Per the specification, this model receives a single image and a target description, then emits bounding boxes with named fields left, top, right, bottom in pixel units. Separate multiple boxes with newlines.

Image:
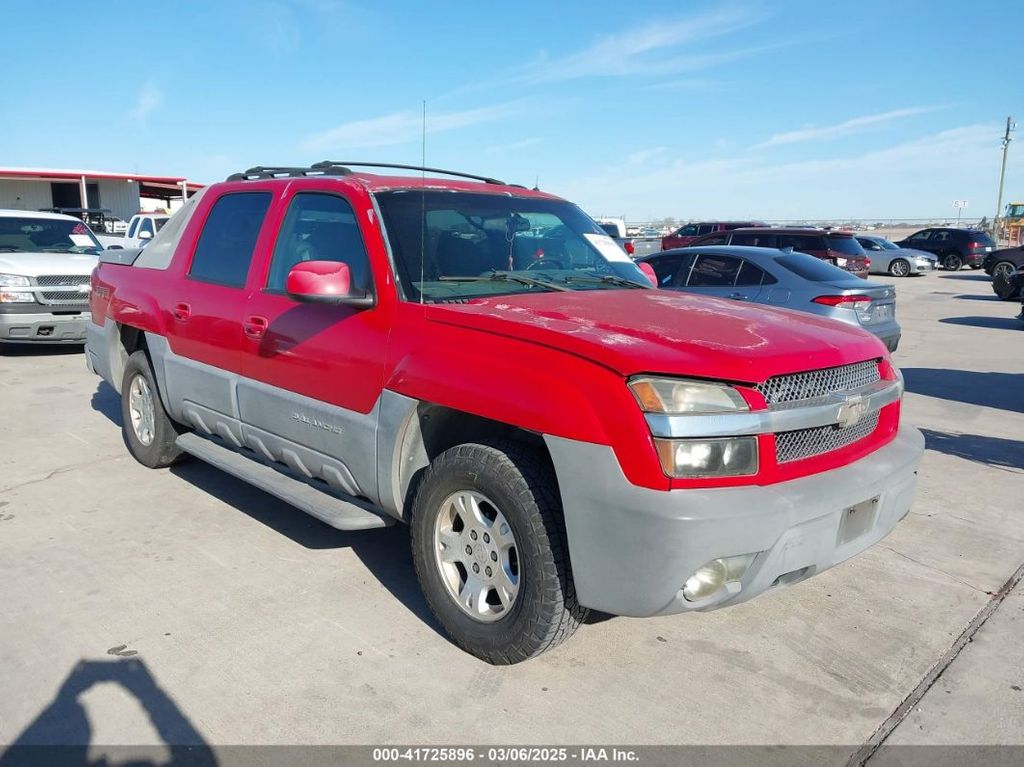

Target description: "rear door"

left=236, top=186, right=392, bottom=501
left=162, top=189, right=274, bottom=442
left=642, top=253, right=693, bottom=288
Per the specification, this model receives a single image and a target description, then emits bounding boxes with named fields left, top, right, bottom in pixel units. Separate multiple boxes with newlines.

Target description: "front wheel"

left=942, top=253, right=963, bottom=271
left=888, top=258, right=911, bottom=277
left=120, top=350, right=185, bottom=468
left=992, top=261, right=1016, bottom=282
left=410, top=441, right=587, bottom=664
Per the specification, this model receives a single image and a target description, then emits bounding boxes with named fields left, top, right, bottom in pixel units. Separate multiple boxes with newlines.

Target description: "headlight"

left=629, top=377, right=748, bottom=414
left=0, top=273, right=30, bottom=288
left=654, top=436, right=758, bottom=478
left=0, top=290, right=36, bottom=303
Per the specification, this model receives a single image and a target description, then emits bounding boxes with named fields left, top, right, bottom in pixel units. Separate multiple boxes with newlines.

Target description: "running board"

left=175, top=433, right=394, bottom=531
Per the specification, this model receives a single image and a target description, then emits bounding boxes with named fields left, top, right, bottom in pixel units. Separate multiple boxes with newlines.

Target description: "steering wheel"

left=526, top=258, right=565, bottom=271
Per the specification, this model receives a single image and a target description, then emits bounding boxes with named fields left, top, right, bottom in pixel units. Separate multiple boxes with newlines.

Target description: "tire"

left=942, top=252, right=963, bottom=271
left=120, top=350, right=185, bottom=468
left=969, top=264, right=982, bottom=270
left=992, top=271, right=1021, bottom=301
left=992, top=261, right=1017, bottom=283
left=888, top=258, right=911, bottom=277
left=410, top=440, right=587, bottom=664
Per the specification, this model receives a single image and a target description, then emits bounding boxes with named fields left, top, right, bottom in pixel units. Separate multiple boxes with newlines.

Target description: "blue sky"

left=3, top=0, right=1023, bottom=219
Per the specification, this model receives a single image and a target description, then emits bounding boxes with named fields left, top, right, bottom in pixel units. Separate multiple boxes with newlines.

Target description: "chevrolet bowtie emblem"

left=835, top=394, right=868, bottom=429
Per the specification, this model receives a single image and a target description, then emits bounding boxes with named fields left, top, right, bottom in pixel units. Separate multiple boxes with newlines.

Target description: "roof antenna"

left=420, top=100, right=426, bottom=305
left=532, top=175, right=540, bottom=192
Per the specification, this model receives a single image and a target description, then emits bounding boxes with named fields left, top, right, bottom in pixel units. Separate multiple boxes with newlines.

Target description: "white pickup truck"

left=0, top=210, right=100, bottom=344
left=98, top=212, right=170, bottom=250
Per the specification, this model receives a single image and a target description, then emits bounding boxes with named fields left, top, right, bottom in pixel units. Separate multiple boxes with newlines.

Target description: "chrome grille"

left=775, top=411, right=880, bottom=463
left=35, top=275, right=90, bottom=287
left=756, top=360, right=880, bottom=406
left=41, top=290, right=89, bottom=303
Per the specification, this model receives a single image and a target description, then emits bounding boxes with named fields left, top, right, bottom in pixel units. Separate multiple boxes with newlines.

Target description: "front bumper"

left=0, top=310, right=90, bottom=343
left=545, top=423, right=924, bottom=617
left=911, top=258, right=936, bottom=273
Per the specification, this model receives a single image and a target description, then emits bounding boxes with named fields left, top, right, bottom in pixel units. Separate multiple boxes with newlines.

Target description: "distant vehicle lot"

left=0, top=271, right=1020, bottom=751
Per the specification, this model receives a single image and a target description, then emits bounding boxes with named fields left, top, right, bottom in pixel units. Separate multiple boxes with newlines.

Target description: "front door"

left=682, top=252, right=767, bottom=302
left=236, top=189, right=391, bottom=502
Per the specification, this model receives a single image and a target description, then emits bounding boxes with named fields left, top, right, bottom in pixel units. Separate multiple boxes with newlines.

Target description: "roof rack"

left=312, top=161, right=505, bottom=185
left=225, top=165, right=353, bottom=181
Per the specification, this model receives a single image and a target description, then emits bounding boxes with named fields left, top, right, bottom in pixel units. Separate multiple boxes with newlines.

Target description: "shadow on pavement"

left=954, top=294, right=1001, bottom=301
left=0, top=344, right=83, bottom=357
left=920, top=429, right=1024, bottom=473
left=902, top=369, right=1024, bottom=414
left=88, top=381, right=444, bottom=638
left=938, top=316, right=1024, bottom=331
left=168, top=460, right=444, bottom=639
left=90, top=381, right=121, bottom=426
left=0, top=658, right=216, bottom=766
left=938, top=273, right=991, bottom=282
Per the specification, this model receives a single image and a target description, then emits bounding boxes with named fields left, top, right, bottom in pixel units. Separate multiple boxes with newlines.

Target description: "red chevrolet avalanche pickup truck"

left=86, top=161, right=924, bottom=664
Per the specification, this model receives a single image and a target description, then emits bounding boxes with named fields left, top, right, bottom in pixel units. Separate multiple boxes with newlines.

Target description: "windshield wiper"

left=439, top=270, right=571, bottom=292
left=558, top=274, right=650, bottom=289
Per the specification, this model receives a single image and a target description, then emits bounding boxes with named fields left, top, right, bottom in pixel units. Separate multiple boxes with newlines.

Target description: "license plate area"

left=837, top=495, right=880, bottom=545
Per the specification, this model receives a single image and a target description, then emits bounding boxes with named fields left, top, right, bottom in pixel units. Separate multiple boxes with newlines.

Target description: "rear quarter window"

left=776, top=253, right=856, bottom=282
left=188, top=192, right=272, bottom=287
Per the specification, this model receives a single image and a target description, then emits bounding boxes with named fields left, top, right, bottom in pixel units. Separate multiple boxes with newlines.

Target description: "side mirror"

left=637, top=261, right=658, bottom=286
left=138, top=229, right=153, bottom=240
left=285, top=260, right=374, bottom=308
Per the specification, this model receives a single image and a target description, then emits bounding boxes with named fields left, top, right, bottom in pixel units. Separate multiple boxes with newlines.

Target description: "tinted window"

left=189, top=192, right=271, bottom=287
left=776, top=253, right=857, bottom=282
left=777, top=234, right=825, bottom=251
left=826, top=235, right=865, bottom=255
left=732, top=232, right=776, bottom=247
left=931, top=230, right=951, bottom=243
left=736, top=260, right=776, bottom=286
left=970, top=230, right=995, bottom=246
left=696, top=224, right=715, bottom=235
left=676, top=223, right=699, bottom=236
left=155, top=218, right=168, bottom=232
left=127, top=218, right=139, bottom=238
left=267, top=193, right=372, bottom=293
left=140, top=218, right=154, bottom=237
left=856, top=237, right=881, bottom=251
left=907, top=230, right=931, bottom=241
left=645, top=255, right=685, bottom=287
left=697, top=233, right=729, bottom=245
left=688, top=254, right=743, bottom=286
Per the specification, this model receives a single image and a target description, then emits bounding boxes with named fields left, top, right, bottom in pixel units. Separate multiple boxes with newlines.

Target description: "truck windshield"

left=375, top=191, right=650, bottom=301
left=0, top=217, right=102, bottom=255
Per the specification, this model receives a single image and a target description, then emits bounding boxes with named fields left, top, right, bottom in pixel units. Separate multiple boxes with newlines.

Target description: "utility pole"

left=993, top=116, right=1015, bottom=243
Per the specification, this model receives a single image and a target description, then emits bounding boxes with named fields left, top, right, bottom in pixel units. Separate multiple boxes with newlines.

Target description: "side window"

left=931, top=230, right=949, bottom=243
left=189, top=192, right=272, bottom=288
left=909, top=230, right=931, bottom=241
left=267, top=193, right=372, bottom=293
left=127, top=217, right=139, bottom=238
left=696, top=224, right=715, bottom=235
left=732, top=233, right=775, bottom=247
left=778, top=234, right=824, bottom=251
left=736, top=260, right=776, bottom=286
left=139, top=218, right=155, bottom=237
left=697, top=233, right=729, bottom=245
left=687, top=254, right=743, bottom=287
left=646, top=255, right=682, bottom=287
left=677, top=223, right=699, bottom=236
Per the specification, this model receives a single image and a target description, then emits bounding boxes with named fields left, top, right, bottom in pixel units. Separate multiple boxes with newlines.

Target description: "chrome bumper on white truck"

left=0, top=311, right=90, bottom=343
left=545, top=424, right=924, bottom=617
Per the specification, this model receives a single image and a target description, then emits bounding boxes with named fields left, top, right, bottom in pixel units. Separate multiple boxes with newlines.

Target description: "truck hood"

left=426, top=290, right=886, bottom=382
left=0, top=252, right=98, bottom=277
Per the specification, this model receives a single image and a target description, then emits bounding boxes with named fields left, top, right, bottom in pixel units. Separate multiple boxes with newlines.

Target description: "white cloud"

left=512, top=5, right=769, bottom=83
left=755, top=106, right=945, bottom=148
left=301, top=102, right=522, bottom=152
left=484, top=137, right=544, bottom=154
left=554, top=123, right=1019, bottom=219
left=626, top=147, right=667, bottom=165
left=128, top=81, right=163, bottom=124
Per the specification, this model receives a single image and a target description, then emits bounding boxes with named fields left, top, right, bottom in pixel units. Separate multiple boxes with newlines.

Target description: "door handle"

left=173, top=302, right=191, bottom=321
left=243, top=315, right=269, bottom=339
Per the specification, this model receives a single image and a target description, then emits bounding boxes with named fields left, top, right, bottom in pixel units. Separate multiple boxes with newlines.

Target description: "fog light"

left=682, top=553, right=758, bottom=602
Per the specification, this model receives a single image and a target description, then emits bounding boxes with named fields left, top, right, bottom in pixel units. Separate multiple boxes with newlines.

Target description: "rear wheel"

left=992, top=261, right=1016, bottom=282
left=120, top=350, right=185, bottom=468
left=942, top=252, right=963, bottom=271
left=888, top=258, right=911, bottom=277
left=410, top=440, right=587, bottom=664
left=992, top=271, right=1021, bottom=301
